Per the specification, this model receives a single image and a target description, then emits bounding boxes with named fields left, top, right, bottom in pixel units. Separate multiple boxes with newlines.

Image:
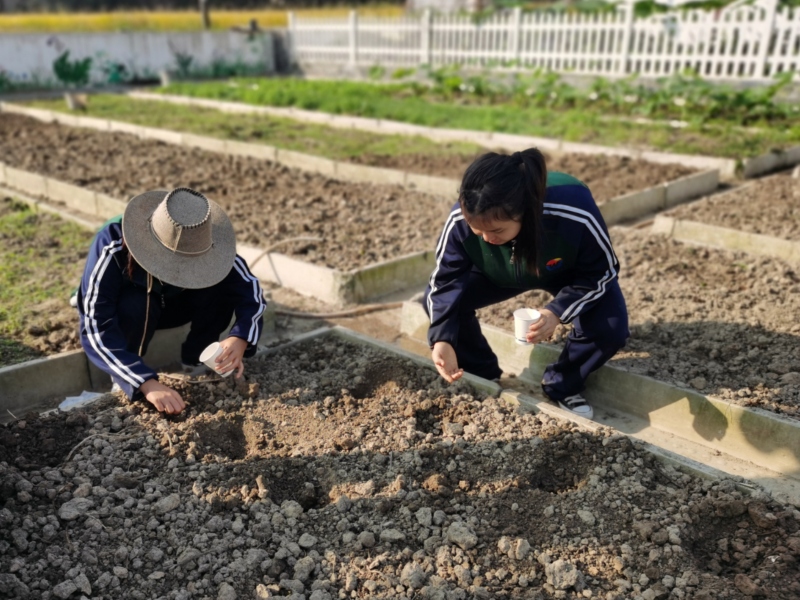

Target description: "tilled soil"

left=354, top=152, right=697, bottom=203
left=665, top=172, right=800, bottom=241
left=2, top=337, right=800, bottom=600
left=0, top=113, right=694, bottom=270
left=478, top=228, right=800, bottom=419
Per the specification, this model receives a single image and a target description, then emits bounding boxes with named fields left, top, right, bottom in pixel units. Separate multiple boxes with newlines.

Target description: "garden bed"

left=665, top=172, right=800, bottom=242
left=476, top=228, right=800, bottom=419
left=21, top=95, right=699, bottom=203
left=1, top=329, right=799, bottom=600
left=0, top=112, right=706, bottom=272
left=0, top=197, right=91, bottom=368
left=153, top=76, right=800, bottom=165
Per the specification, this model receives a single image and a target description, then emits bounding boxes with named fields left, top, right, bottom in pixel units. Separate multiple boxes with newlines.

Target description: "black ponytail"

left=459, top=147, right=547, bottom=275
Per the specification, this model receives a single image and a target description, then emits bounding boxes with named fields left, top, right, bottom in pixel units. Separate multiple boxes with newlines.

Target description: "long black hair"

left=459, top=147, right=547, bottom=275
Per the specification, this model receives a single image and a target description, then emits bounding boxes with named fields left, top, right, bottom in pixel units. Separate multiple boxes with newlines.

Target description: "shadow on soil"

left=516, top=319, right=800, bottom=490
left=0, top=335, right=43, bottom=369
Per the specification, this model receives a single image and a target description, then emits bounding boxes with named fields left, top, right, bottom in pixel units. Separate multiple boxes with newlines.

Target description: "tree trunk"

left=199, top=0, right=211, bottom=30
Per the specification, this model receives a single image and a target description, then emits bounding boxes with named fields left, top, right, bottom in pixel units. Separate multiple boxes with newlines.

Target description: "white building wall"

left=0, top=30, right=275, bottom=87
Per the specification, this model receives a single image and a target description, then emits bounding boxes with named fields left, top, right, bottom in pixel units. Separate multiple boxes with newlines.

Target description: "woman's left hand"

left=216, top=336, right=249, bottom=378
left=526, top=308, right=559, bottom=344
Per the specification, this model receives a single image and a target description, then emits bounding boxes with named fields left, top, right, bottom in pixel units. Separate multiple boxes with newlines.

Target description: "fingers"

left=145, top=389, right=185, bottom=415
left=434, top=360, right=463, bottom=384
left=235, top=361, right=245, bottom=379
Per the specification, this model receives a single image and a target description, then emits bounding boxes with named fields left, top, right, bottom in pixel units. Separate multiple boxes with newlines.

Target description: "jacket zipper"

left=510, top=240, right=522, bottom=284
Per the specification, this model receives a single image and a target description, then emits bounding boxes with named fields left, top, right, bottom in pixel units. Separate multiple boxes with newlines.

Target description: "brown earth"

left=477, top=227, right=800, bottom=419
left=354, top=151, right=697, bottom=203
left=2, top=112, right=799, bottom=422
left=665, top=172, right=800, bottom=241
left=0, top=113, right=694, bottom=272
left=1, top=336, right=800, bottom=600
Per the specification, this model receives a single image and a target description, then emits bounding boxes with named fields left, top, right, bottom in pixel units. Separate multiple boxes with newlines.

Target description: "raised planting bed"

left=2, top=326, right=800, bottom=600
left=2, top=102, right=720, bottom=227
left=653, top=172, right=800, bottom=263
left=0, top=112, right=718, bottom=304
left=471, top=228, right=800, bottom=420
left=0, top=196, right=92, bottom=367
left=132, top=88, right=800, bottom=178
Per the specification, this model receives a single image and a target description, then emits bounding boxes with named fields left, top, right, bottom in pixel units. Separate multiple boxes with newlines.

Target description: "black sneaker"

left=181, top=362, right=209, bottom=377
left=556, top=394, right=594, bottom=419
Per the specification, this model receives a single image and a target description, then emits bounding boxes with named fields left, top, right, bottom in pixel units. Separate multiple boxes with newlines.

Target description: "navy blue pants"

left=117, top=285, right=248, bottom=368
left=423, top=269, right=629, bottom=401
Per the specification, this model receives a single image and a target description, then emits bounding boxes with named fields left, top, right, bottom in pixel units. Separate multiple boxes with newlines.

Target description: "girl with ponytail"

left=424, top=148, right=629, bottom=419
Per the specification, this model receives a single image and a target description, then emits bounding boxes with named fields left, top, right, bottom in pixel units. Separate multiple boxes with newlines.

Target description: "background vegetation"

left=0, top=5, right=403, bottom=31
left=151, top=69, right=800, bottom=158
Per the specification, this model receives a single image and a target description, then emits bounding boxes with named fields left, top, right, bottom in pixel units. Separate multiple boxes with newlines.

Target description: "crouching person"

left=77, top=187, right=267, bottom=414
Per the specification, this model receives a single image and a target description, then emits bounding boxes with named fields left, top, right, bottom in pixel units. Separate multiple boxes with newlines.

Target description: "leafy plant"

left=391, top=67, right=416, bottom=80
left=52, top=50, right=92, bottom=87
left=367, top=65, right=386, bottom=80
left=0, top=69, right=12, bottom=92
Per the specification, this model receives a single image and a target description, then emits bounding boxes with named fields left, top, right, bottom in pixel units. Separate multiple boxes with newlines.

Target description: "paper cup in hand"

left=199, top=342, right=233, bottom=378
left=513, top=308, right=541, bottom=346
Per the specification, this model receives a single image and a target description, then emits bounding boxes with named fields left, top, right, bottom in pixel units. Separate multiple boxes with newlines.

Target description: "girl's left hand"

left=526, top=308, right=559, bottom=344
left=216, top=337, right=248, bottom=378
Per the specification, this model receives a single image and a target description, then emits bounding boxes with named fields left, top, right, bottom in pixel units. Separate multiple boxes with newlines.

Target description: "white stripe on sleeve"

left=232, top=256, right=267, bottom=344
left=543, top=203, right=618, bottom=322
left=82, top=240, right=146, bottom=387
left=427, top=208, right=464, bottom=324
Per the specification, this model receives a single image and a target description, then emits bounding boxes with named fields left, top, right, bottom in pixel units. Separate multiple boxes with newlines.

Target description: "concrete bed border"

left=0, top=101, right=720, bottom=228
left=400, top=300, right=800, bottom=506
left=652, top=215, right=800, bottom=263
left=0, top=317, right=276, bottom=419
left=127, top=90, right=800, bottom=181
left=3, top=323, right=744, bottom=502
left=128, top=91, right=744, bottom=177
left=0, top=166, right=432, bottom=305
left=257, top=326, right=773, bottom=496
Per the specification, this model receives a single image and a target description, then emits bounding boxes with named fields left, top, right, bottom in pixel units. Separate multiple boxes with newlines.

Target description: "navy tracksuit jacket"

left=77, top=220, right=267, bottom=399
left=424, top=171, right=629, bottom=400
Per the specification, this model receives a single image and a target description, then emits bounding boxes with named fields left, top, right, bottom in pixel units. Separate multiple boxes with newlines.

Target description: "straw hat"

left=122, top=188, right=236, bottom=289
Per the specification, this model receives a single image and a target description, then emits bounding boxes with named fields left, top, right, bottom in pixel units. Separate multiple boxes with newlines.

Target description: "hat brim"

left=122, top=190, right=237, bottom=289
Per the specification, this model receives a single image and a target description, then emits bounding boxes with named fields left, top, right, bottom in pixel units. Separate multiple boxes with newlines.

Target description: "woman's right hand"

left=139, top=379, right=186, bottom=414
left=432, top=341, right=464, bottom=383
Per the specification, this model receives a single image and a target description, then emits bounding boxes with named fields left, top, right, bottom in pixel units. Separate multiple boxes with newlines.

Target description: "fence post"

left=755, top=0, right=778, bottom=80
left=348, top=10, right=359, bottom=69
left=287, top=12, right=297, bottom=68
left=617, top=0, right=636, bottom=75
left=508, top=7, right=523, bottom=65
left=420, top=9, right=432, bottom=66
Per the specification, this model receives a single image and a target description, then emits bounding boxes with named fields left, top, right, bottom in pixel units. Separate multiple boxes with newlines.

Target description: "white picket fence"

left=288, top=0, right=800, bottom=81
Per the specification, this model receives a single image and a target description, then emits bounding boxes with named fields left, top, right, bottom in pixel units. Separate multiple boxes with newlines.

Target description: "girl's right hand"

left=432, top=341, right=464, bottom=383
left=139, top=379, right=186, bottom=414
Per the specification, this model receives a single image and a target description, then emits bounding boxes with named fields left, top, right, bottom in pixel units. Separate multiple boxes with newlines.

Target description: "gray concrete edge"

left=125, top=91, right=739, bottom=177
left=400, top=299, right=800, bottom=486
left=258, top=325, right=739, bottom=493
left=1, top=102, right=722, bottom=225
left=0, top=163, right=430, bottom=305
left=652, top=215, right=800, bottom=263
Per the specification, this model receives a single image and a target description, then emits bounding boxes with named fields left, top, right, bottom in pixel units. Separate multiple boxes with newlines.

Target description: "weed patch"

left=0, top=198, right=91, bottom=366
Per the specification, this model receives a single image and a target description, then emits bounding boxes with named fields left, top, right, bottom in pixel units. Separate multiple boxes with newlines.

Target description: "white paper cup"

left=513, top=308, right=541, bottom=346
left=199, top=342, right=233, bottom=378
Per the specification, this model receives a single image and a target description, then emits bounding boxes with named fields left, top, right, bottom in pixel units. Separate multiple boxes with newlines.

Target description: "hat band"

left=149, top=217, right=213, bottom=256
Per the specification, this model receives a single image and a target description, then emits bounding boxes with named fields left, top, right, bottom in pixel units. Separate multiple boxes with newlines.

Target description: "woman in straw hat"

left=76, top=187, right=267, bottom=414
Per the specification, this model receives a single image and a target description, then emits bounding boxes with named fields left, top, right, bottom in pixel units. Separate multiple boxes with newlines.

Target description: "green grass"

left=0, top=199, right=92, bottom=366
left=26, top=94, right=484, bottom=162
left=156, top=77, right=800, bottom=159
